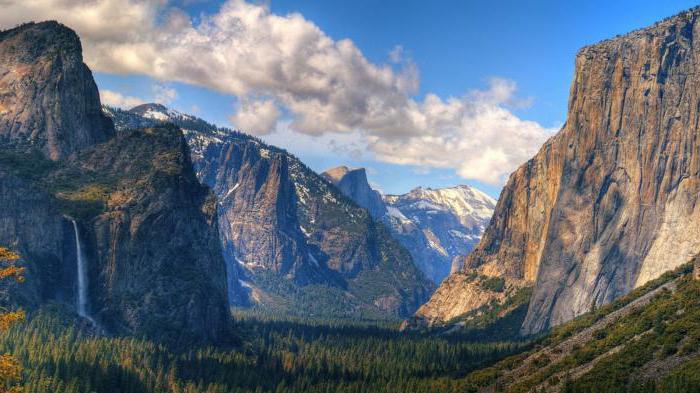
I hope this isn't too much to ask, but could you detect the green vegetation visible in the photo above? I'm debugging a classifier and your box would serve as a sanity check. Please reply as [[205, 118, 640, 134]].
[[0, 126, 190, 221], [237, 270, 396, 321], [2, 306, 526, 393], [0, 149, 56, 182], [560, 273, 700, 392], [479, 276, 505, 293], [454, 262, 700, 393]]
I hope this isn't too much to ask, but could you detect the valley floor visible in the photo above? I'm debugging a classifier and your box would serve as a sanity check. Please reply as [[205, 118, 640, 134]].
[[0, 307, 523, 393], [5, 262, 700, 393]]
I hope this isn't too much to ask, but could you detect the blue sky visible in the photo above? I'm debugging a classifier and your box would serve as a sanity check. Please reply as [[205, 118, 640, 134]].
[[88, 0, 699, 197]]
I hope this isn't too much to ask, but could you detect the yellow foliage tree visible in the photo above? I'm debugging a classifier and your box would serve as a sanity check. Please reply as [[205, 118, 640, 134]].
[[0, 247, 25, 393]]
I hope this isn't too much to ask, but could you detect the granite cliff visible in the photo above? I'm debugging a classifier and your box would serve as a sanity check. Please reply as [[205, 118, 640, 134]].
[[321, 166, 387, 219], [0, 21, 113, 160], [0, 22, 230, 342], [416, 8, 700, 335]]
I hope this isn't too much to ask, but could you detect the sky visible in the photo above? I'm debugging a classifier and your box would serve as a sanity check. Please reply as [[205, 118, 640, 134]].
[[2, 0, 698, 197]]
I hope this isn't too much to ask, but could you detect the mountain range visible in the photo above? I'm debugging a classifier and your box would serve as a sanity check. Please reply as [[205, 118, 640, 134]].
[[104, 103, 435, 320], [322, 166, 496, 283]]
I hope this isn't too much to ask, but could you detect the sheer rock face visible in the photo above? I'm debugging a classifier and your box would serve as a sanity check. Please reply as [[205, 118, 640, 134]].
[[417, 9, 700, 334], [322, 166, 387, 219], [0, 168, 75, 307], [80, 127, 230, 343], [199, 139, 317, 282], [0, 22, 113, 160]]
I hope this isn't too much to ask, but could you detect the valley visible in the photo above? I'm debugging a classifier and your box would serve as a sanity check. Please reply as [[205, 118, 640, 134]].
[[1, 3, 700, 393]]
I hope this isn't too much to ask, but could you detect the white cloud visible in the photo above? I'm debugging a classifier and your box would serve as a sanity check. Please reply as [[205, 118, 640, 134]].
[[100, 89, 145, 109], [389, 45, 404, 63], [0, 0, 555, 184], [230, 98, 280, 135], [153, 83, 178, 104]]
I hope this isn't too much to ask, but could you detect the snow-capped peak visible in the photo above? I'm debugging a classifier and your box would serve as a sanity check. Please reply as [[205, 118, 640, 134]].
[[130, 103, 195, 123], [389, 185, 496, 222]]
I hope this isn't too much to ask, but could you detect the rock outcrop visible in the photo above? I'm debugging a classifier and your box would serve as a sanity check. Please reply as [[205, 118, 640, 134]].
[[73, 126, 230, 342], [0, 22, 113, 160], [416, 7, 700, 335], [322, 166, 387, 219]]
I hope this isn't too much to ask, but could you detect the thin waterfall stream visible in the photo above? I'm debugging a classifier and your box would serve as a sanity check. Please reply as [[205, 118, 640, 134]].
[[71, 220, 96, 325]]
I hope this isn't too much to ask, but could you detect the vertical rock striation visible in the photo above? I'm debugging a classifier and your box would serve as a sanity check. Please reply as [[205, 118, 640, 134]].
[[322, 166, 387, 219], [0, 22, 113, 160], [416, 8, 700, 334]]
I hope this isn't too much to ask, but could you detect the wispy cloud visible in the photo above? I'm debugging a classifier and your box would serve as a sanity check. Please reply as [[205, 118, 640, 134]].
[[100, 89, 145, 109], [153, 83, 178, 105], [0, 0, 555, 184]]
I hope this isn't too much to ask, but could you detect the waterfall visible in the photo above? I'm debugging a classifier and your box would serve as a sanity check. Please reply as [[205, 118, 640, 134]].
[[71, 220, 94, 323]]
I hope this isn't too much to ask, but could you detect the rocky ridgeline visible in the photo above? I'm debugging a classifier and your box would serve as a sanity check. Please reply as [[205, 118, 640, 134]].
[[104, 105, 434, 319], [416, 7, 700, 335], [0, 22, 229, 343]]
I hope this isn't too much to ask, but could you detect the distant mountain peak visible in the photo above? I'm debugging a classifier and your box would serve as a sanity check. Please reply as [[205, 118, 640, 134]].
[[322, 165, 495, 284], [322, 166, 386, 219], [128, 103, 194, 122], [322, 165, 365, 183]]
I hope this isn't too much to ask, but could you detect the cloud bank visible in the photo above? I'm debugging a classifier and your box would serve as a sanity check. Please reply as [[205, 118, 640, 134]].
[[0, 0, 556, 184]]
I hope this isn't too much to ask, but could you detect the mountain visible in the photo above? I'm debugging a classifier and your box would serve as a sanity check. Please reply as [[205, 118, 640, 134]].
[[321, 166, 387, 219], [384, 186, 496, 282], [104, 104, 434, 319], [322, 165, 496, 284], [414, 8, 700, 335], [0, 22, 230, 343], [461, 259, 700, 392], [0, 21, 113, 160]]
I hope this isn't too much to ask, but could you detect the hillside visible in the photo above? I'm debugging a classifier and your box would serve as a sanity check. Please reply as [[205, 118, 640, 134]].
[[458, 257, 700, 392]]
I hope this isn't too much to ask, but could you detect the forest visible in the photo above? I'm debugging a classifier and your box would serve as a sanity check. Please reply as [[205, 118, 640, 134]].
[[0, 306, 525, 393]]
